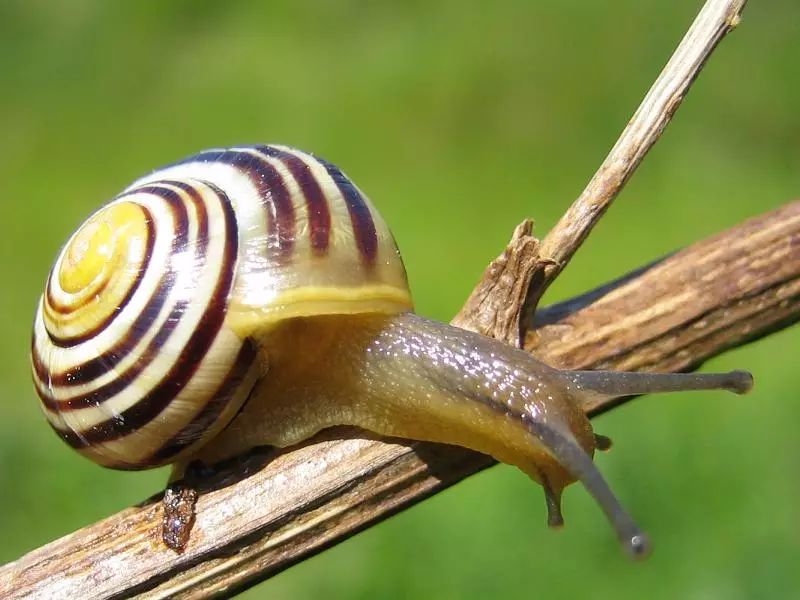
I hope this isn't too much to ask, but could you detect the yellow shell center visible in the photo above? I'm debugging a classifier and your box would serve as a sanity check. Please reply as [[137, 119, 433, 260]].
[[59, 202, 147, 293], [44, 201, 150, 341]]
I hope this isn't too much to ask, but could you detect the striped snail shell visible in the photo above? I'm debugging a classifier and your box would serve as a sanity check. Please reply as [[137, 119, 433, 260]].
[[31, 145, 411, 469]]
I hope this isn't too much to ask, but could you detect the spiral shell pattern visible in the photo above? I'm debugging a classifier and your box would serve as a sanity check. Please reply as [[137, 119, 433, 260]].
[[31, 145, 412, 469]]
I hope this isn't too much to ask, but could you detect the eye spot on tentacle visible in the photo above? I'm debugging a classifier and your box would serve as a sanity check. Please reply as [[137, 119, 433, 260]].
[[626, 533, 652, 560]]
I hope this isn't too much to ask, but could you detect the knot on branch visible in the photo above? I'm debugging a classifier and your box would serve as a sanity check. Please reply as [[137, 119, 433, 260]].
[[451, 219, 553, 346]]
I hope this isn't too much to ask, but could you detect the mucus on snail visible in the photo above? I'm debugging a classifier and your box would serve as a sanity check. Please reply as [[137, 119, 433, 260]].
[[31, 144, 753, 558]]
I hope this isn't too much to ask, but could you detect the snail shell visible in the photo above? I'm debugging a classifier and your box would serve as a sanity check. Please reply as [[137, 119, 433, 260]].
[[31, 145, 411, 469]]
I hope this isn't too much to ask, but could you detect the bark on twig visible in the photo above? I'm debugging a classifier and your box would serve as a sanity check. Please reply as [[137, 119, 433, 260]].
[[2, 202, 798, 600]]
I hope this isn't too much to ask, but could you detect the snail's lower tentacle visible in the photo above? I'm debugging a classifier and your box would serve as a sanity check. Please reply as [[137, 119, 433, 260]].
[[523, 419, 651, 559], [540, 475, 565, 529]]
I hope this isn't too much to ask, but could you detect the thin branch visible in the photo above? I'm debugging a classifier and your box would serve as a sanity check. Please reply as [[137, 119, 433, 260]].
[[540, 0, 747, 268], [2, 202, 798, 600], [454, 0, 748, 331]]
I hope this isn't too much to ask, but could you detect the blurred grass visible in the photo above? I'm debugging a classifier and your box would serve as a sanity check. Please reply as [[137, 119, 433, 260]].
[[0, 1, 797, 598]]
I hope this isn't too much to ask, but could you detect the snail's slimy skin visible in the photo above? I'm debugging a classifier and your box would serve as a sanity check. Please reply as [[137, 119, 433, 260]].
[[185, 312, 594, 493], [32, 145, 754, 558]]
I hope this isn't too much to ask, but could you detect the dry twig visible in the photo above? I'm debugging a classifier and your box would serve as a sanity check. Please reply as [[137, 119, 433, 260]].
[[453, 0, 749, 338]]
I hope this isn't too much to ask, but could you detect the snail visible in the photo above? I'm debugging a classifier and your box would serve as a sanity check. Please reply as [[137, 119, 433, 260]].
[[31, 144, 753, 558]]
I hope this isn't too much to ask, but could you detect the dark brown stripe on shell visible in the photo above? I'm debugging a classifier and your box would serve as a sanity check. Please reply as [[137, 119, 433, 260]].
[[170, 149, 296, 260], [57, 183, 238, 448], [43, 207, 156, 348], [143, 339, 258, 466], [317, 157, 378, 264], [255, 146, 331, 254]]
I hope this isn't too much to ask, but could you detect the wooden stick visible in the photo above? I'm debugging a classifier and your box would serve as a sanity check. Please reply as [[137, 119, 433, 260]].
[[530, 0, 747, 319], [452, 0, 748, 341], [2, 201, 797, 600]]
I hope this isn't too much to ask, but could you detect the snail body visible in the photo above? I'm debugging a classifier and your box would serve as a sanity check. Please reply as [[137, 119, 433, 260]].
[[31, 145, 753, 557]]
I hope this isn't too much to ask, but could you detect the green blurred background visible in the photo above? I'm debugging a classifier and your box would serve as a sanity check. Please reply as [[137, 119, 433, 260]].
[[1, 1, 798, 598]]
